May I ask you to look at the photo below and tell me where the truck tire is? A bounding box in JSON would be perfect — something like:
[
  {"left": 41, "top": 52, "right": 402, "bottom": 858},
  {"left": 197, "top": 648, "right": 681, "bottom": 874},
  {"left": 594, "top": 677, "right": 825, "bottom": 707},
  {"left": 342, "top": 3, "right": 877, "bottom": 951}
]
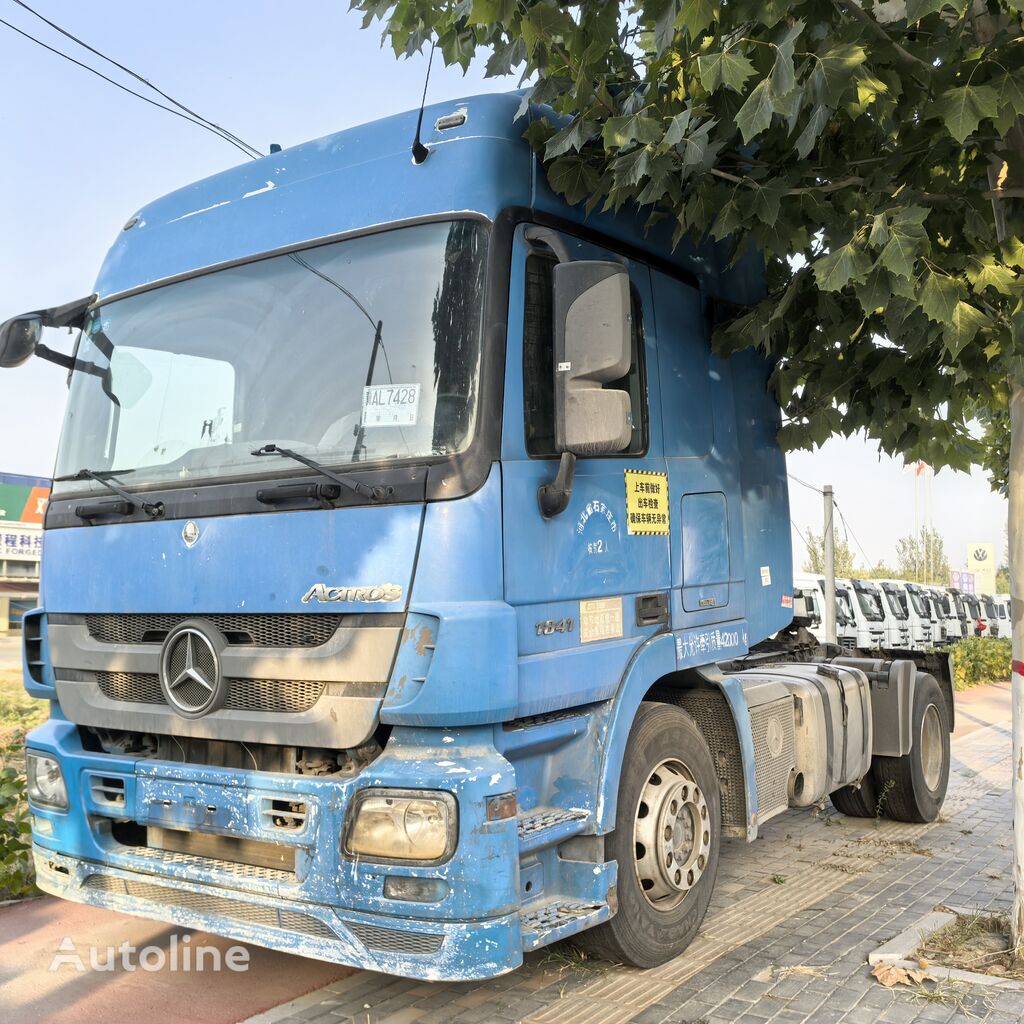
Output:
[
  {"left": 578, "top": 701, "right": 720, "bottom": 967},
  {"left": 872, "top": 674, "right": 950, "bottom": 823},
  {"left": 830, "top": 773, "right": 878, "bottom": 818}
]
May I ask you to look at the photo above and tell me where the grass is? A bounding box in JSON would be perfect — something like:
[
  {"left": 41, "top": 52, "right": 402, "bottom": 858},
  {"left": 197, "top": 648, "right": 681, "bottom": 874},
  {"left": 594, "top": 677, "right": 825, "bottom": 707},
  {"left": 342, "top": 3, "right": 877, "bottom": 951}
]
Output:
[
  {"left": 0, "top": 667, "right": 46, "bottom": 902},
  {"left": 919, "top": 911, "right": 1024, "bottom": 980}
]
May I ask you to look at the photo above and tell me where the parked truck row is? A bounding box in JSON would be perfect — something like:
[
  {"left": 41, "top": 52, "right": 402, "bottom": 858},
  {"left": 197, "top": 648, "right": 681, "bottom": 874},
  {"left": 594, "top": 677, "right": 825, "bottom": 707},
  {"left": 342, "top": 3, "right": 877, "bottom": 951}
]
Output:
[{"left": 793, "top": 574, "right": 1009, "bottom": 651}]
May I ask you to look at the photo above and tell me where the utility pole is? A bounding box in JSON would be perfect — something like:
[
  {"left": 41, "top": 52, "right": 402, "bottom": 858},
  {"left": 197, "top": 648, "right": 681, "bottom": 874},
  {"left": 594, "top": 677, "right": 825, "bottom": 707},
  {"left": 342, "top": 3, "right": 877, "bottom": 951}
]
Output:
[{"left": 823, "top": 484, "right": 837, "bottom": 645}]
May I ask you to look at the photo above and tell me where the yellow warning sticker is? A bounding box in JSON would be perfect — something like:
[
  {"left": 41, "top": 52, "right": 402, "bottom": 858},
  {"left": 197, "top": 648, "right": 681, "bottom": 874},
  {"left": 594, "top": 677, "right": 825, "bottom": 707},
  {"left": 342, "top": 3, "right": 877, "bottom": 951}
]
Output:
[{"left": 625, "top": 469, "right": 670, "bottom": 536}]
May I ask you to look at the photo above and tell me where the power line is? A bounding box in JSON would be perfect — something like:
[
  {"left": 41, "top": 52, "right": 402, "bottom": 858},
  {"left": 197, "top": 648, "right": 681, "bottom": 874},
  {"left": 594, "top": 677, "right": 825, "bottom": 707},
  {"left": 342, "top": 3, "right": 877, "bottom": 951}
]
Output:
[
  {"left": 10, "top": 0, "right": 261, "bottom": 157},
  {"left": 787, "top": 473, "right": 824, "bottom": 495},
  {"left": 0, "top": 12, "right": 261, "bottom": 160},
  {"left": 834, "top": 500, "right": 876, "bottom": 571}
]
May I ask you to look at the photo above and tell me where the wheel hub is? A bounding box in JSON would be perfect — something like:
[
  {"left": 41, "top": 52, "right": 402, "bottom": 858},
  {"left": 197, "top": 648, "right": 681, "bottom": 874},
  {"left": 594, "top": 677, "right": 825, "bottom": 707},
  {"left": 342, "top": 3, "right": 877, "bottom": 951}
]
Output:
[{"left": 634, "top": 758, "right": 711, "bottom": 911}]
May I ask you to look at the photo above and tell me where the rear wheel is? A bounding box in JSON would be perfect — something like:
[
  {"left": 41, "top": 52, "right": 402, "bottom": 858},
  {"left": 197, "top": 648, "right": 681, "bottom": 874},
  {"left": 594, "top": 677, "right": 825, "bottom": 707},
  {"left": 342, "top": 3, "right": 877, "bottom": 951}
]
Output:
[
  {"left": 830, "top": 772, "right": 878, "bottom": 817},
  {"left": 578, "top": 701, "right": 720, "bottom": 967},
  {"left": 872, "top": 673, "right": 950, "bottom": 823}
]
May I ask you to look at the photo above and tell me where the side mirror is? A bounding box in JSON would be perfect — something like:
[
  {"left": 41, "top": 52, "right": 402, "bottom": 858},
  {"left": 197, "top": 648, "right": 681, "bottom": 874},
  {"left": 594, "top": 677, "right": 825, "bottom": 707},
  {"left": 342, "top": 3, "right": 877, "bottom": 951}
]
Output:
[
  {"left": 0, "top": 315, "right": 42, "bottom": 368},
  {"left": 553, "top": 261, "right": 633, "bottom": 456}
]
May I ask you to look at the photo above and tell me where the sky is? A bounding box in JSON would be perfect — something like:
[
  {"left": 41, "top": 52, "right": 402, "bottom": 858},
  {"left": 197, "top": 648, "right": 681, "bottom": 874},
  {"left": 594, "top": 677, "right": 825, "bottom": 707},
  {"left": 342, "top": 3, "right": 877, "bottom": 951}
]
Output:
[{"left": 0, "top": 0, "right": 1008, "bottom": 572}]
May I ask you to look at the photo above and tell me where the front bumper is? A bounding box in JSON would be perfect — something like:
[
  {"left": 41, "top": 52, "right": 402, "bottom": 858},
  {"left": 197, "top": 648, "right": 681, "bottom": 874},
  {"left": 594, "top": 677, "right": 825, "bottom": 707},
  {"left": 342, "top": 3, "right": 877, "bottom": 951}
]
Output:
[
  {"left": 34, "top": 847, "right": 520, "bottom": 980},
  {"left": 28, "top": 716, "right": 524, "bottom": 981}
]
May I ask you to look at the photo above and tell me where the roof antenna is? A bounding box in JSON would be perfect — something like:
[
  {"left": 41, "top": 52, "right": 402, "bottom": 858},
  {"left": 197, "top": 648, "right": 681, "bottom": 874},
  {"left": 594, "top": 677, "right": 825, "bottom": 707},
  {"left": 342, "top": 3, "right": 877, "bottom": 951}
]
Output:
[{"left": 411, "top": 41, "right": 436, "bottom": 165}]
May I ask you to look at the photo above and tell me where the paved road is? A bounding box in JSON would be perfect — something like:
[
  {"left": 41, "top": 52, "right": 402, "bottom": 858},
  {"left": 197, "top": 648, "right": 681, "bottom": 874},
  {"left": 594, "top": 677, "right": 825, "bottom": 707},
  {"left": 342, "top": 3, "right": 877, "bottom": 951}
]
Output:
[{"left": 1, "top": 680, "right": 1017, "bottom": 1024}]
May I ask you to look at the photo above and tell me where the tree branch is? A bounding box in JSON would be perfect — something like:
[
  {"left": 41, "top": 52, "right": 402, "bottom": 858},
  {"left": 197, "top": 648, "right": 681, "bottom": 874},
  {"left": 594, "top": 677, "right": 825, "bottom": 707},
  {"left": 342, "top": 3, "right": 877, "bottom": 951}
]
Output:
[{"left": 831, "top": 0, "right": 933, "bottom": 75}]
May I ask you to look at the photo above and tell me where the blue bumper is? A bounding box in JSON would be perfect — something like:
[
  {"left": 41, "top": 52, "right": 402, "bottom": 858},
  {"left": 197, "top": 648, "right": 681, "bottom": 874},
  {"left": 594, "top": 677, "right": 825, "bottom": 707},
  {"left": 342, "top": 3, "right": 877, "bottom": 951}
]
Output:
[{"left": 28, "top": 718, "right": 525, "bottom": 981}]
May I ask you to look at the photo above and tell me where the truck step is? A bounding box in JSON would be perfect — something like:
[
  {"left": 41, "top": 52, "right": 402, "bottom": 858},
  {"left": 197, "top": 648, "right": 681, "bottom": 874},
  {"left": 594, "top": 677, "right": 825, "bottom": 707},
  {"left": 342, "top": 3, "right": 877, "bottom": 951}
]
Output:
[
  {"left": 520, "top": 898, "right": 610, "bottom": 951},
  {"left": 517, "top": 807, "right": 590, "bottom": 854}
]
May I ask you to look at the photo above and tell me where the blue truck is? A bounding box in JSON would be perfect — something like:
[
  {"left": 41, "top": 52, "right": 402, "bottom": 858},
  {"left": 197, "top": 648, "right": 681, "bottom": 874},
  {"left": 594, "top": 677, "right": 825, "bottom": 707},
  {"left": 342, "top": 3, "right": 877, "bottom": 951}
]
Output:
[{"left": 1, "top": 92, "right": 954, "bottom": 980}]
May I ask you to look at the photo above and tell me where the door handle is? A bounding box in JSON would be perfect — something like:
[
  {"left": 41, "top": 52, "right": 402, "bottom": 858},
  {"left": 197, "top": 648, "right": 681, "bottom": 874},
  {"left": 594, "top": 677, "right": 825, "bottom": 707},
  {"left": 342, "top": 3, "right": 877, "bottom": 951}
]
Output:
[{"left": 636, "top": 592, "right": 669, "bottom": 627}]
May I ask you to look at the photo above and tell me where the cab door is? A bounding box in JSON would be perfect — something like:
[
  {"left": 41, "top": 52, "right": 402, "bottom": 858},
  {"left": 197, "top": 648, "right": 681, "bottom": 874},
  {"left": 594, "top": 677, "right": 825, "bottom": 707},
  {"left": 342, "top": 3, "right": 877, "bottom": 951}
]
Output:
[{"left": 501, "top": 224, "right": 670, "bottom": 715}]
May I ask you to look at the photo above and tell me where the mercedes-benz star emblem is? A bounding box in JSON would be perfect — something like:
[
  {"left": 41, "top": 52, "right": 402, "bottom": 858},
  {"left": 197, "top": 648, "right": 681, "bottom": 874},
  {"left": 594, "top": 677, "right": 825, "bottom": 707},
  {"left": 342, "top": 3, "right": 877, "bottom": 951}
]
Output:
[
  {"left": 159, "top": 622, "right": 225, "bottom": 718},
  {"left": 182, "top": 521, "right": 200, "bottom": 548}
]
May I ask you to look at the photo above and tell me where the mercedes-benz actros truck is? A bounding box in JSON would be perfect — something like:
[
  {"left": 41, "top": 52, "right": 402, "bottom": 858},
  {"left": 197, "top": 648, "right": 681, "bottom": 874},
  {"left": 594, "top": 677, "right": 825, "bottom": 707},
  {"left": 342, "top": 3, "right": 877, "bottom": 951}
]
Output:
[{"left": 2, "top": 92, "right": 954, "bottom": 981}]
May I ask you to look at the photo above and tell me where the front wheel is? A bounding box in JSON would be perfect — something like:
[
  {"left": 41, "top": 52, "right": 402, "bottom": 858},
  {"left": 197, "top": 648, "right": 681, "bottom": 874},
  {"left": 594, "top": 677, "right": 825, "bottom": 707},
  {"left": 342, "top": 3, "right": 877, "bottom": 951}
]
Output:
[{"left": 577, "top": 701, "right": 721, "bottom": 967}]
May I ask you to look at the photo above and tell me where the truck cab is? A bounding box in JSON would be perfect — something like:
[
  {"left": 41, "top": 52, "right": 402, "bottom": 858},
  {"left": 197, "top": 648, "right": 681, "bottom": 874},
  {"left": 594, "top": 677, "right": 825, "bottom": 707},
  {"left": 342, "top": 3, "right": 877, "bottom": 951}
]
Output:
[
  {"left": 980, "top": 595, "right": 999, "bottom": 638},
  {"left": 838, "top": 578, "right": 886, "bottom": 649},
  {"left": 792, "top": 572, "right": 857, "bottom": 651},
  {"left": 900, "top": 583, "right": 935, "bottom": 649},
  {"left": 2, "top": 93, "right": 954, "bottom": 981},
  {"left": 876, "top": 581, "right": 912, "bottom": 649}
]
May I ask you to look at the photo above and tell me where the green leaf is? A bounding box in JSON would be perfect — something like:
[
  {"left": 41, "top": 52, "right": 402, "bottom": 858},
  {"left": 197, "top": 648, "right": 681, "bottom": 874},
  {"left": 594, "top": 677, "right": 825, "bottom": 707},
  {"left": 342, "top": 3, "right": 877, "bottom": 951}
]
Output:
[
  {"left": 602, "top": 113, "right": 662, "bottom": 148},
  {"left": 855, "top": 265, "right": 892, "bottom": 315},
  {"left": 697, "top": 51, "right": 756, "bottom": 93},
  {"left": 736, "top": 79, "right": 775, "bottom": 144},
  {"left": 1003, "top": 237, "right": 1024, "bottom": 271},
  {"left": 967, "top": 256, "right": 1020, "bottom": 296},
  {"left": 932, "top": 85, "right": 999, "bottom": 144},
  {"left": 653, "top": 0, "right": 680, "bottom": 55},
  {"left": 545, "top": 118, "right": 596, "bottom": 159},
  {"left": 943, "top": 302, "right": 989, "bottom": 358},
  {"left": 813, "top": 242, "right": 871, "bottom": 292},
  {"left": 919, "top": 271, "right": 962, "bottom": 323},
  {"left": 663, "top": 108, "right": 691, "bottom": 147},
  {"left": 816, "top": 44, "right": 867, "bottom": 106},
  {"left": 869, "top": 213, "right": 890, "bottom": 248},
  {"left": 905, "top": 0, "right": 961, "bottom": 19},
  {"left": 678, "top": 0, "right": 717, "bottom": 38},
  {"left": 751, "top": 183, "right": 785, "bottom": 227},
  {"left": 794, "top": 104, "right": 830, "bottom": 159},
  {"left": 546, "top": 157, "right": 601, "bottom": 205},
  {"left": 468, "top": 0, "right": 515, "bottom": 24},
  {"left": 613, "top": 146, "right": 652, "bottom": 188}
]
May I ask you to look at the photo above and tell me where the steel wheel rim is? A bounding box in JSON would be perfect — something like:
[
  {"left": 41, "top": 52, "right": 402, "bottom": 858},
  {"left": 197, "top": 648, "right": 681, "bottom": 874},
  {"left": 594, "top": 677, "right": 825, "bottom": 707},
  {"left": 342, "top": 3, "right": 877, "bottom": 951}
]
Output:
[
  {"left": 920, "top": 703, "right": 943, "bottom": 791},
  {"left": 633, "top": 758, "right": 711, "bottom": 912}
]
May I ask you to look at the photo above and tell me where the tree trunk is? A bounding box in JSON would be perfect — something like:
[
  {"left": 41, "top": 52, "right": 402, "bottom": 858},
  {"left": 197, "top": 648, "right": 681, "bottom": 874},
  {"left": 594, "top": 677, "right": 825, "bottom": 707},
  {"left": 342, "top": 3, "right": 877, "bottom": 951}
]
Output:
[{"left": 1010, "top": 379, "right": 1024, "bottom": 951}]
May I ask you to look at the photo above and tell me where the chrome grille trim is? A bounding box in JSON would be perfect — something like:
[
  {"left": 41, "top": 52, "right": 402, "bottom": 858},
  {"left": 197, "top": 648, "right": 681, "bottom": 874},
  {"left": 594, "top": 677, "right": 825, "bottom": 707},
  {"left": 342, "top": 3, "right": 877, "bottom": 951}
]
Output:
[{"left": 96, "top": 671, "right": 326, "bottom": 713}]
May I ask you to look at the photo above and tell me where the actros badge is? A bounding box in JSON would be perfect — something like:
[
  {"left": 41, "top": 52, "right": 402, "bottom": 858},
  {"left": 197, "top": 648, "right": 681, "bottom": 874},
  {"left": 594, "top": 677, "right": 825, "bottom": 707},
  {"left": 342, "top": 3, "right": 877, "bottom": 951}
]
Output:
[{"left": 302, "top": 583, "right": 403, "bottom": 604}]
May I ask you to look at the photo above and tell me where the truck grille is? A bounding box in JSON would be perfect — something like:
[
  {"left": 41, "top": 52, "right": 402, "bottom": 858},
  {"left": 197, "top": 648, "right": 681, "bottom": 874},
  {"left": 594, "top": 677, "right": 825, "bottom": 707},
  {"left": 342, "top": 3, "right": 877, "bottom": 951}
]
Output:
[
  {"left": 96, "top": 671, "right": 325, "bottom": 713},
  {"left": 85, "top": 613, "right": 342, "bottom": 647}
]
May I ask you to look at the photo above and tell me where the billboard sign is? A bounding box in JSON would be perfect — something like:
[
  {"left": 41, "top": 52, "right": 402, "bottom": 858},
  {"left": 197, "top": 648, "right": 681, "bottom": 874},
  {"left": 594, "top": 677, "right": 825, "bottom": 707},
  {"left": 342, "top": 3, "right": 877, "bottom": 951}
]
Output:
[
  {"left": 0, "top": 473, "right": 50, "bottom": 525},
  {"left": 1, "top": 525, "right": 41, "bottom": 562},
  {"left": 950, "top": 570, "right": 976, "bottom": 594},
  {"left": 967, "top": 543, "right": 996, "bottom": 595}
]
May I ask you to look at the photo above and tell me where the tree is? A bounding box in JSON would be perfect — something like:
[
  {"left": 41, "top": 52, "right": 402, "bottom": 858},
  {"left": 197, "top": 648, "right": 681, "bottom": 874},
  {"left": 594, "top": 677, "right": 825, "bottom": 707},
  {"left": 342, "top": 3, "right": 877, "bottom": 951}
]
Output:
[
  {"left": 355, "top": 0, "right": 1024, "bottom": 942},
  {"left": 896, "top": 526, "right": 952, "bottom": 583},
  {"left": 802, "top": 526, "right": 856, "bottom": 577}
]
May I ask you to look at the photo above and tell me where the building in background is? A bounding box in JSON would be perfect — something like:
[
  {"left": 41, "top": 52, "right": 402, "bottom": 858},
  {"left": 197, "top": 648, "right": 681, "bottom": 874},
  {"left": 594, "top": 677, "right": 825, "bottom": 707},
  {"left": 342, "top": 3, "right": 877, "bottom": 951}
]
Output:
[{"left": 0, "top": 472, "right": 49, "bottom": 631}]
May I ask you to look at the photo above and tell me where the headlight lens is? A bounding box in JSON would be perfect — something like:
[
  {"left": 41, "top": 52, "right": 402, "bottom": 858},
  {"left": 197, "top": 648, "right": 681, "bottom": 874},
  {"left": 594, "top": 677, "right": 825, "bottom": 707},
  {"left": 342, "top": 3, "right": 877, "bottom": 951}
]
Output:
[
  {"left": 344, "top": 790, "right": 456, "bottom": 863},
  {"left": 26, "top": 752, "right": 68, "bottom": 810}
]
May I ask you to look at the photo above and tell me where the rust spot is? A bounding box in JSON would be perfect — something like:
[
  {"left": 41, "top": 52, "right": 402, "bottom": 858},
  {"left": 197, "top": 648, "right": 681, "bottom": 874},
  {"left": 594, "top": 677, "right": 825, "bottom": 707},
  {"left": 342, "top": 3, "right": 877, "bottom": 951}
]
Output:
[{"left": 414, "top": 625, "right": 434, "bottom": 657}]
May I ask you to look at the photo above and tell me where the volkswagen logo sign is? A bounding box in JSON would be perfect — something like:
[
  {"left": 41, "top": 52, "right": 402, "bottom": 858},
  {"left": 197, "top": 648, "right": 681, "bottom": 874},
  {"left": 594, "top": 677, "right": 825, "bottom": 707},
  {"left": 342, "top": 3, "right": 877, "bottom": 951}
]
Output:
[
  {"left": 159, "top": 620, "right": 227, "bottom": 718},
  {"left": 182, "top": 521, "right": 200, "bottom": 548}
]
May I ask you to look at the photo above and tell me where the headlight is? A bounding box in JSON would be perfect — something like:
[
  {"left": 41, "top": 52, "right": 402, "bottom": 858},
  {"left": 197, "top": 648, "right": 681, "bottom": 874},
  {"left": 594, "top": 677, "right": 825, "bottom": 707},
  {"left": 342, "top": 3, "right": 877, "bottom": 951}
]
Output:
[
  {"left": 344, "top": 789, "right": 456, "bottom": 863},
  {"left": 26, "top": 752, "right": 68, "bottom": 810}
]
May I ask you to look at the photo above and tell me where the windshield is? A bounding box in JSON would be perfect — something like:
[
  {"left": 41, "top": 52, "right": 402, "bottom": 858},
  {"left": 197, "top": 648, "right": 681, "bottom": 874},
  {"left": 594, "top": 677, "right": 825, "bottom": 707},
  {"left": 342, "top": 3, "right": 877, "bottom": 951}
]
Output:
[
  {"left": 884, "top": 590, "right": 908, "bottom": 619},
  {"left": 53, "top": 220, "right": 489, "bottom": 493},
  {"left": 907, "top": 590, "right": 930, "bottom": 618},
  {"left": 836, "top": 589, "right": 855, "bottom": 625},
  {"left": 855, "top": 587, "right": 885, "bottom": 622}
]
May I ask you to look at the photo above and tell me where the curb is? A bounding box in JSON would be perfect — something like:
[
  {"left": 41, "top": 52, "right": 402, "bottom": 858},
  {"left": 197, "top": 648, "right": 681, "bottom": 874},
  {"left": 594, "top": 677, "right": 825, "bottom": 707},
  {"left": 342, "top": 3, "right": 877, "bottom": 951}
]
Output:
[{"left": 868, "top": 906, "right": 1024, "bottom": 991}]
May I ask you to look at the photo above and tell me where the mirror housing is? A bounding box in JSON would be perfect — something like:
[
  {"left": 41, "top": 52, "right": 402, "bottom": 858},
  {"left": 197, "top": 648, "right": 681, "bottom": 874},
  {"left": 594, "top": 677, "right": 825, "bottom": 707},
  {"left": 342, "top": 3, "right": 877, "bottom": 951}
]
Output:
[
  {"left": 0, "top": 315, "right": 43, "bottom": 368},
  {"left": 553, "top": 261, "right": 633, "bottom": 456},
  {"left": 0, "top": 294, "right": 97, "bottom": 370}
]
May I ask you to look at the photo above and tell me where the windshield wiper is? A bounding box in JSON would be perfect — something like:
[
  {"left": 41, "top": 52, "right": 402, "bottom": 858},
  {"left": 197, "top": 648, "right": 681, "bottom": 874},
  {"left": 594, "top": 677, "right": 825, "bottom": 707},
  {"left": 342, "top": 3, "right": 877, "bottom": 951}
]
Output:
[
  {"left": 56, "top": 468, "right": 165, "bottom": 519},
  {"left": 251, "top": 444, "right": 387, "bottom": 502}
]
